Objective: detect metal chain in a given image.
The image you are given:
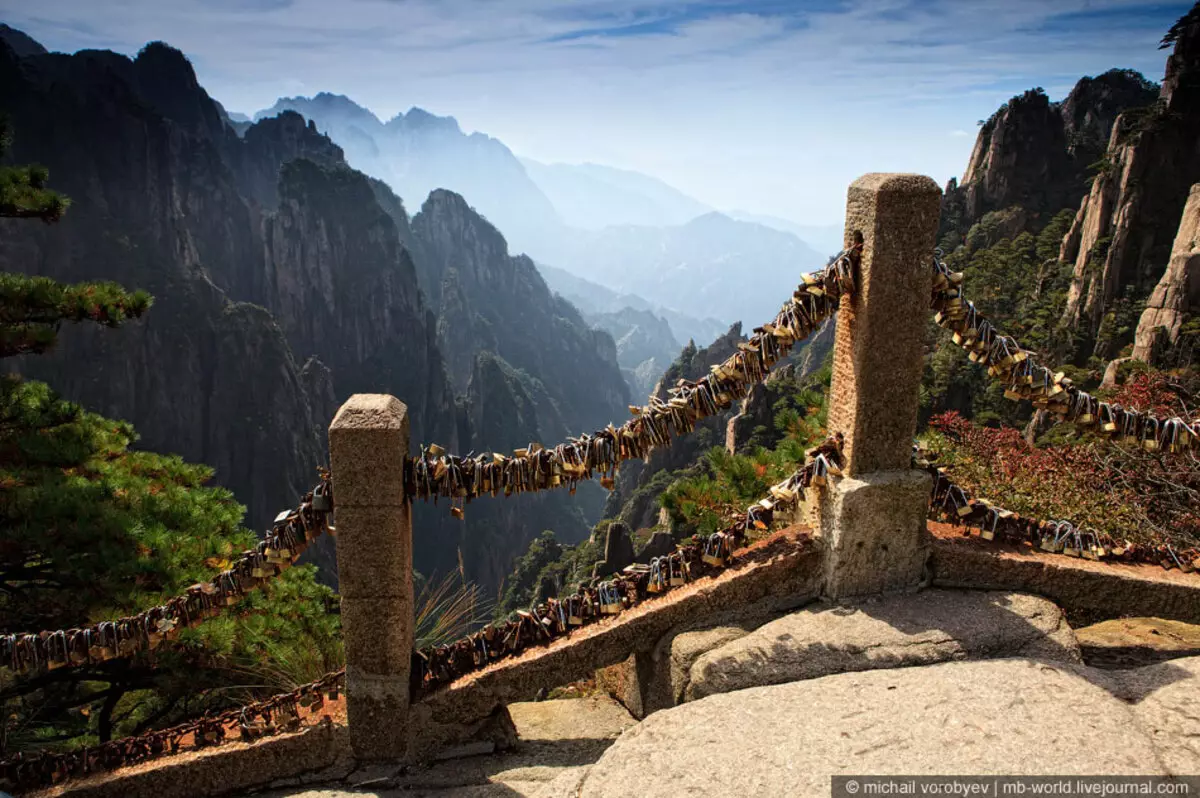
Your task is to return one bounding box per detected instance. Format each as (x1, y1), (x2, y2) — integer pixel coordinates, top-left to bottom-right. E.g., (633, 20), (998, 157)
(0, 473), (335, 677)
(929, 251), (1199, 451)
(404, 246), (860, 513)
(916, 446), (1199, 571)
(411, 434), (844, 699)
(0, 669), (345, 793)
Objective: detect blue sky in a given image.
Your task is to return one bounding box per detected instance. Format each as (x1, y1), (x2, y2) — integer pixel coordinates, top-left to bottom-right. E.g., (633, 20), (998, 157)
(2, 0), (1187, 224)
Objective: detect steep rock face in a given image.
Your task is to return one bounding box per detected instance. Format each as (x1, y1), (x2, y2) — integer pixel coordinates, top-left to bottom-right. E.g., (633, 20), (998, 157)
(235, 111), (344, 210)
(1059, 19), (1200, 354)
(958, 88), (1073, 223)
(1133, 183), (1200, 363)
(941, 72), (1157, 241)
(263, 160), (458, 452)
(411, 189), (630, 436)
(0, 40), (329, 536)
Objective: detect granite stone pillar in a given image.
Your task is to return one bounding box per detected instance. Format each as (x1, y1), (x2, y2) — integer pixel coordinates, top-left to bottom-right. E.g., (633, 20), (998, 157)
(819, 174), (942, 599)
(329, 394), (413, 760)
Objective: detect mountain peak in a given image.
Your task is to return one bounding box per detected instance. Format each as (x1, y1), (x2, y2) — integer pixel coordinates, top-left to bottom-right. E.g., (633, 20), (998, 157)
(390, 106), (463, 135)
(0, 24), (47, 57)
(255, 93), (382, 126)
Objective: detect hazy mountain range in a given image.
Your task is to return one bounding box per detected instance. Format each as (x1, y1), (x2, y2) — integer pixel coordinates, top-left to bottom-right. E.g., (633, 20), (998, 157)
(246, 94), (829, 348)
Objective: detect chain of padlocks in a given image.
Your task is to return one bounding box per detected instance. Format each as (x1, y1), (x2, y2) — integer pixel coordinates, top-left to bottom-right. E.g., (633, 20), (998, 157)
(929, 251), (1200, 451)
(403, 246), (859, 513)
(0, 670), (346, 792)
(411, 435), (843, 698)
(0, 474), (334, 677)
(920, 446), (1198, 571)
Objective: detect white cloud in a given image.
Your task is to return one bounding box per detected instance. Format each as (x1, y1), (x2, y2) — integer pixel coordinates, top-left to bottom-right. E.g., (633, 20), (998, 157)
(5, 0), (1185, 223)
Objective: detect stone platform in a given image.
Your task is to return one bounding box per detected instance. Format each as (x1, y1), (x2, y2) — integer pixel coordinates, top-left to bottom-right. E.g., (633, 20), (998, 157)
(606, 588), (1080, 716)
(576, 655), (1200, 798)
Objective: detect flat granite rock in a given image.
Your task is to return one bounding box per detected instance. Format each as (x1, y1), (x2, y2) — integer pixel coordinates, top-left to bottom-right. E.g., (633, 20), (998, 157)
(580, 657), (1200, 798)
(1077, 617), (1200, 669)
(685, 589), (1079, 700)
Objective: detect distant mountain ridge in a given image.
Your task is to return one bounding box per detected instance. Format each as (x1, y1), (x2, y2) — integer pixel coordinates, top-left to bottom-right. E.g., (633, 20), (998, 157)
(537, 211), (827, 330)
(520, 158), (713, 229)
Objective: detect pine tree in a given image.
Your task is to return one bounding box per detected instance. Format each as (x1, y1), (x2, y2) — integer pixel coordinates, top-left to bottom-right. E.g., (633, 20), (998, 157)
(0, 115), (151, 357)
(0, 121), (340, 753)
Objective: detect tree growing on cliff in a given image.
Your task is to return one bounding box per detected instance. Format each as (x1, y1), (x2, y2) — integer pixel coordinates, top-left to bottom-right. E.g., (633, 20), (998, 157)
(0, 122), (340, 753)
(0, 115), (151, 357)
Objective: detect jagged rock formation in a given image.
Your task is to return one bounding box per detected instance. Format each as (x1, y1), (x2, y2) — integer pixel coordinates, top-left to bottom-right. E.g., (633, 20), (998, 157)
(0, 40), (332, 544)
(1133, 183), (1200, 364)
(254, 94), (562, 255)
(591, 522), (636, 579)
(0, 33), (628, 592)
(1059, 17), (1200, 354)
(411, 189), (628, 433)
(583, 306), (681, 395)
(940, 72), (1157, 242)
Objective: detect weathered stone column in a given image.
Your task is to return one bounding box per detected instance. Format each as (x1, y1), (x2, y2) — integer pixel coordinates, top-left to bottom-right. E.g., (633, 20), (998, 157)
(819, 174), (941, 599)
(329, 394), (413, 760)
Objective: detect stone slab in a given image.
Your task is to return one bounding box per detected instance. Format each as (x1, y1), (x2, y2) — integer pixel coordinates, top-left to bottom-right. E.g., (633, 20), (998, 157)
(506, 697), (637, 741)
(685, 589), (1079, 701)
(1121, 656), (1200, 774)
(580, 657), (1200, 798)
(1077, 617), (1200, 669)
(929, 530), (1200, 622)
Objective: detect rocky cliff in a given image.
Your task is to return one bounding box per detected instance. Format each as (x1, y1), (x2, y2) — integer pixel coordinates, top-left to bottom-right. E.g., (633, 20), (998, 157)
(411, 189), (629, 434)
(940, 71), (1158, 244)
(0, 40), (331, 541)
(1059, 16), (1200, 356)
(0, 33), (629, 592)
(1133, 183), (1200, 364)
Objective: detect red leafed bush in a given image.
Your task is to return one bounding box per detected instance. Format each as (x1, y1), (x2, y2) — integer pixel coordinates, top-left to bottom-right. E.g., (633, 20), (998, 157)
(927, 410), (1200, 549)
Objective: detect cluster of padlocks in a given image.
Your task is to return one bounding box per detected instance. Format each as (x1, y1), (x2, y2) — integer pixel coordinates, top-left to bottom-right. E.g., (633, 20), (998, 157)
(918, 448), (1199, 571)
(1, 476), (334, 676)
(0, 669), (345, 792)
(929, 253), (1199, 451)
(404, 248), (858, 513)
(411, 436), (843, 698)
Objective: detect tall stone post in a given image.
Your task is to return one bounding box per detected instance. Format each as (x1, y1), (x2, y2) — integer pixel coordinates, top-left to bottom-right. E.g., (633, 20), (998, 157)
(819, 174), (942, 599)
(329, 394), (413, 760)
